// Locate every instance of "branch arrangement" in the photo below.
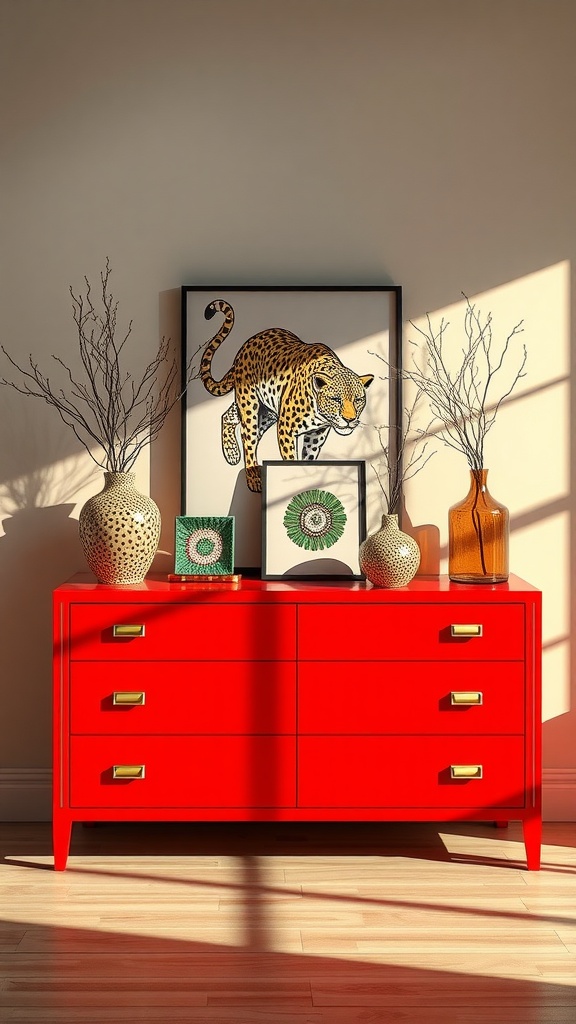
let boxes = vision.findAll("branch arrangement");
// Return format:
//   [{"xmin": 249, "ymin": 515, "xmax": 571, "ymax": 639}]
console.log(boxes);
[
  {"xmin": 370, "ymin": 396, "xmax": 435, "ymax": 514},
  {"xmin": 403, "ymin": 296, "xmax": 527, "ymax": 469},
  {"xmin": 1, "ymin": 260, "xmax": 199, "ymax": 473}
]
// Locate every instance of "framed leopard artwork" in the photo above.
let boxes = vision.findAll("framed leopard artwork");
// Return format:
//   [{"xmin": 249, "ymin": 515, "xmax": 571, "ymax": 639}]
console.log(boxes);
[{"xmin": 181, "ymin": 286, "xmax": 402, "ymax": 573}]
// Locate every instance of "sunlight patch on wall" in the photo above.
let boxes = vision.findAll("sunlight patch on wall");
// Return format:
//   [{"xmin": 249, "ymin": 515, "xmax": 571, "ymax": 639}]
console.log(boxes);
[
  {"xmin": 404, "ymin": 261, "xmax": 571, "ymax": 723},
  {"xmin": 542, "ymin": 641, "xmax": 570, "ymax": 723}
]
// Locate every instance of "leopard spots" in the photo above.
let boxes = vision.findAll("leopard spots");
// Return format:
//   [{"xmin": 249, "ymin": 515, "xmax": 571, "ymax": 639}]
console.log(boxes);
[{"xmin": 200, "ymin": 300, "xmax": 373, "ymax": 492}]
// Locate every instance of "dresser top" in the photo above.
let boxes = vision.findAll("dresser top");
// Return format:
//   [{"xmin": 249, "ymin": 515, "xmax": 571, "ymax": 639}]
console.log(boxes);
[{"xmin": 54, "ymin": 573, "xmax": 540, "ymax": 604}]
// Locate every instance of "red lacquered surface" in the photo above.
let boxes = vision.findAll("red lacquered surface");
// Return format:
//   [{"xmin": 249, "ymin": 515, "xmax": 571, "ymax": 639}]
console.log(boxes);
[
  {"xmin": 297, "ymin": 735, "xmax": 526, "ymax": 808},
  {"xmin": 56, "ymin": 572, "xmax": 539, "ymax": 599},
  {"xmin": 71, "ymin": 661, "xmax": 296, "ymax": 735},
  {"xmin": 298, "ymin": 661, "xmax": 526, "ymax": 735},
  {"xmin": 70, "ymin": 602, "xmax": 296, "ymax": 661},
  {"xmin": 298, "ymin": 603, "xmax": 525, "ymax": 661},
  {"xmin": 53, "ymin": 573, "xmax": 542, "ymax": 871},
  {"xmin": 70, "ymin": 735, "xmax": 296, "ymax": 808}
]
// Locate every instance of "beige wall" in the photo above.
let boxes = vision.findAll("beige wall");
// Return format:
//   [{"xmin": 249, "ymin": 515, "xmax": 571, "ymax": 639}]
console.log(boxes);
[{"xmin": 0, "ymin": 0, "xmax": 574, "ymax": 818}]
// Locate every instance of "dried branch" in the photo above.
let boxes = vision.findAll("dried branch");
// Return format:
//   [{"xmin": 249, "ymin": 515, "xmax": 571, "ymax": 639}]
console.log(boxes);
[
  {"xmin": 373, "ymin": 295, "xmax": 527, "ymax": 470},
  {"xmin": 370, "ymin": 394, "xmax": 435, "ymax": 514},
  {"xmin": 0, "ymin": 260, "xmax": 201, "ymax": 472}
]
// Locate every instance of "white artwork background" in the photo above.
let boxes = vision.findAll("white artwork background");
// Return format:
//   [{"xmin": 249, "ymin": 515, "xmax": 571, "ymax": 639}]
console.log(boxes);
[
  {"xmin": 263, "ymin": 462, "xmax": 363, "ymax": 577},
  {"xmin": 183, "ymin": 289, "xmax": 393, "ymax": 568}
]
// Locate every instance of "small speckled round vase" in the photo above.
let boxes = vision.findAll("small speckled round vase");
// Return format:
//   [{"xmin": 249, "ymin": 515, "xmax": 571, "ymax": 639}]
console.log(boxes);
[
  {"xmin": 359, "ymin": 513, "xmax": 420, "ymax": 588},
  {"xmin": 79, "ymin": 472, "xmax": 161, "ymax": 584}
]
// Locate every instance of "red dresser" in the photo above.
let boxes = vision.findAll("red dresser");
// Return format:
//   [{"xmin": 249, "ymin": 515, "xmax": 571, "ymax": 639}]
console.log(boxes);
[{"xmin": 52, "ymin": 574, "xmax": 542, "ymax": 870}]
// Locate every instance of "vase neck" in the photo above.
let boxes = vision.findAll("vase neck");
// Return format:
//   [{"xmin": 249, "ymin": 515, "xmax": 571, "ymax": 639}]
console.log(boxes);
[
  {"xmin": 468, "ymin": 468, "xmax": 488, "ymax": 493},
  {"xmin": 104, "ymin": 471, "xmax": 135, "ymax": 486},
  {"xmin": 381, "ymin": 513, "xmax": 399, "ymax": 529}
]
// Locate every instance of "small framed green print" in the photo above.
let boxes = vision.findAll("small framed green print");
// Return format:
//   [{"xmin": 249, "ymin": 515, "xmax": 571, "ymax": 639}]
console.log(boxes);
[
  {"xmin": 261, "ymin": 460, "xmax": 366, "ymax": 580},
  {"xmin": 174, "ymin": 516, "xmax": 235, "ymax": 575}
]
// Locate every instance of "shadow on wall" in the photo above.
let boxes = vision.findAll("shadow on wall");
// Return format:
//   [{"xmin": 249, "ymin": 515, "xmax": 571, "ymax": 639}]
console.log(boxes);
[
  {"xmin": 0, "ymin": 265, "xmax": 572, "ymax": 800},
  {"xmin": 150, "ymin": 288, "xmax": 185, "ymax": 570},
  {"xmin": 0, "ymin": 397, "xmax": 94, "ymax": 766},
  {"xmin": 0, "ymin": 505, "xmax": 84, "ymax": 765}
]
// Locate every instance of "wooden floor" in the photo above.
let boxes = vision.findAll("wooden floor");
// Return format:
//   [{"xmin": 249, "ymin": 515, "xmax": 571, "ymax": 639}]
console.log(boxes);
[{"xmin": 1, "ymin": 821, "xmax": 576, "ymax": 1022}]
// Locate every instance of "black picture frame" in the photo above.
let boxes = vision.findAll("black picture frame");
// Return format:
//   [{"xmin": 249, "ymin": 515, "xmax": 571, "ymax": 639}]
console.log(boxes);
[
  {"xmin": 261, "ymin": 459, "xmax": 366, "ymax": 580},
  {"xmin": 181, "ymin": 285, "xmax": 402, "ymax": 573}
]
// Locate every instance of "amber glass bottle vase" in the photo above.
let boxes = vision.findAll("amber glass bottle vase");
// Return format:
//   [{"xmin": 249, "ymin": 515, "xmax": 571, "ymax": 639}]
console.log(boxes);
[{"xmin": 448, "ymin": 469, "xmax": 509, "ymax": 584}]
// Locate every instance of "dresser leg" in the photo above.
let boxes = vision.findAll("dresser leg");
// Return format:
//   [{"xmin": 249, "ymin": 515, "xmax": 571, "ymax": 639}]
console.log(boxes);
[
  {"xmin": 53, "ymin": 815, "xmax": 72, "ymax": 871},
  {"xmin": 522, "ymin": 814, "xmax": 542, "ymax": 871}
]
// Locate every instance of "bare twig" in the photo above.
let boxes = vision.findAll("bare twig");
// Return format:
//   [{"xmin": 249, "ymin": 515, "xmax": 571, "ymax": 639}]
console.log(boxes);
[
  {"xmin": 0, "ymin": 260, "xmax": 201, "ymax": 472},
  {"xmin": 372, "ymin": 295, "xmax": 526, "ymax": 470},
  {"xmin": 370, "ymin": 394, "xmax": 435, "ymax": 514}
]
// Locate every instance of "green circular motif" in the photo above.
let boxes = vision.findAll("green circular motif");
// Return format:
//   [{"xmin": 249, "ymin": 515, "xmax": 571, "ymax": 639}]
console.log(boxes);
[
  {"xmin": 283, "ymin": 488, "xmax": 347, "ymax": 551},
  {"xmin": 186, "ymin": 527, "xmax": 223, "ymax": 566},
  {"xmin": 196, "ymin": 537, "xmax": 215, "ymax": 557}
]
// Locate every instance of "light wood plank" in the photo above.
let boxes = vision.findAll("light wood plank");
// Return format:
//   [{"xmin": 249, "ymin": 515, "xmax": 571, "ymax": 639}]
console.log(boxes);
[
  {"xmin": 311, "ymin": 981, "xmax": 576, "ymax": 1007},
  {"xmin": 1, "ymin": 822, "xmax": 576, "ymax": 1022},
  {"xmin": 3, "ymin": 1010, "xmax": 576, "ymax": 1024}
]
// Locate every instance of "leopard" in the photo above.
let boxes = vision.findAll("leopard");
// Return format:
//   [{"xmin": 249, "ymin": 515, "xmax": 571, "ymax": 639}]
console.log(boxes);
[{"xmin": 199, "ymin": 299, "xmax": 374, "ymax": 492}]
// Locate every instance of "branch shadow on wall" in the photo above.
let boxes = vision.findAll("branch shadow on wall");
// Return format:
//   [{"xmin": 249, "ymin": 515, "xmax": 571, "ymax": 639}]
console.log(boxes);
[{"xmin": 0, "ymin": 396, "xmax": 95, "ymax": 766}]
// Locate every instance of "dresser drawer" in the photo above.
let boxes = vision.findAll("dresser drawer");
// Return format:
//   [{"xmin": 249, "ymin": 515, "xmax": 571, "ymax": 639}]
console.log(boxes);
[
  {"xmin": 298, "ymin": 736, "xmax": 525, "ymax": 808},
  {"xmin": 298, "ymin": 661, "xmax": 525, "ymax": 734},
  {"xmin": 298, "ymin": 604, "xmax": 524, "ymax": 661},
  {"xmin": 71, "ymin": 661, "xmax": 296, "ymax": 735},
  {"xmin": 70, "ymin": 735, "xmax": 296, "ymax": 808},
  {"xmin": 69, "ymin": 603, "xmax": 296, "ymax": 661}
]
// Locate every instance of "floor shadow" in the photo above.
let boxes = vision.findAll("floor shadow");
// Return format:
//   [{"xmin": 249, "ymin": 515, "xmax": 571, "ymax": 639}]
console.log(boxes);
[
  {"xmin": 0, "ymin": 920, "xmax": 574, "ymax": 1022},
  {"xmin": 1, "ymin": 821, "xmax": 576, "ymax": 1021},
  {"xmin": 2, "ymin": 820, "xmax": 455, "ymax": 862}
]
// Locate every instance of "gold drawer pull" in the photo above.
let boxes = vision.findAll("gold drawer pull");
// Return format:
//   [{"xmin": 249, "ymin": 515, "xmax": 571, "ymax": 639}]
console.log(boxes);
[
  {"xmin": 451, "ymin": 691, "xmax": 483, "ymax": 705},
  {"xmin": 113, "ymin": 692, "xmax": 146, "ymax": 706},
  {"xmin": 113, "ymin": 765, "xmax": 145, "ymax": 780},
  {"xmin": 451, "ymin": 623, "xmax": 483, "ymax": 637},
  {"xmin": 113, "ymin": 624, "xmax": 145, "ymax": 638},
  {"xmin": 451, "ymin": 764, "xmax": 483, "ymax": 779}
]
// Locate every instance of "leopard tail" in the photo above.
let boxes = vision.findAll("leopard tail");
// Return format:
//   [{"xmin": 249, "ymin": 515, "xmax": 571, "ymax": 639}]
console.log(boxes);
[{"xmin": 200, "ymin": 299, "xmax": 236, "ymax": 396}]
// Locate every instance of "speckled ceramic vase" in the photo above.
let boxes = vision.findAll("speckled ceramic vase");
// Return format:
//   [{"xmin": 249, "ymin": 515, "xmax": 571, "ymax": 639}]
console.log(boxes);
[
  {"xmin": 359, "ymin": 513, "xmax": 420, "ymax": 588},
  {"xmin": 79, "ymin": 471, "xmax": 161, "ymax": 584}
]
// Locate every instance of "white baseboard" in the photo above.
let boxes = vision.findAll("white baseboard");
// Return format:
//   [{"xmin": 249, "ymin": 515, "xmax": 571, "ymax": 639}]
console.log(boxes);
[{"xmin": 0, "ymin": 768, "xmax": 574, "ymax": 822}]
